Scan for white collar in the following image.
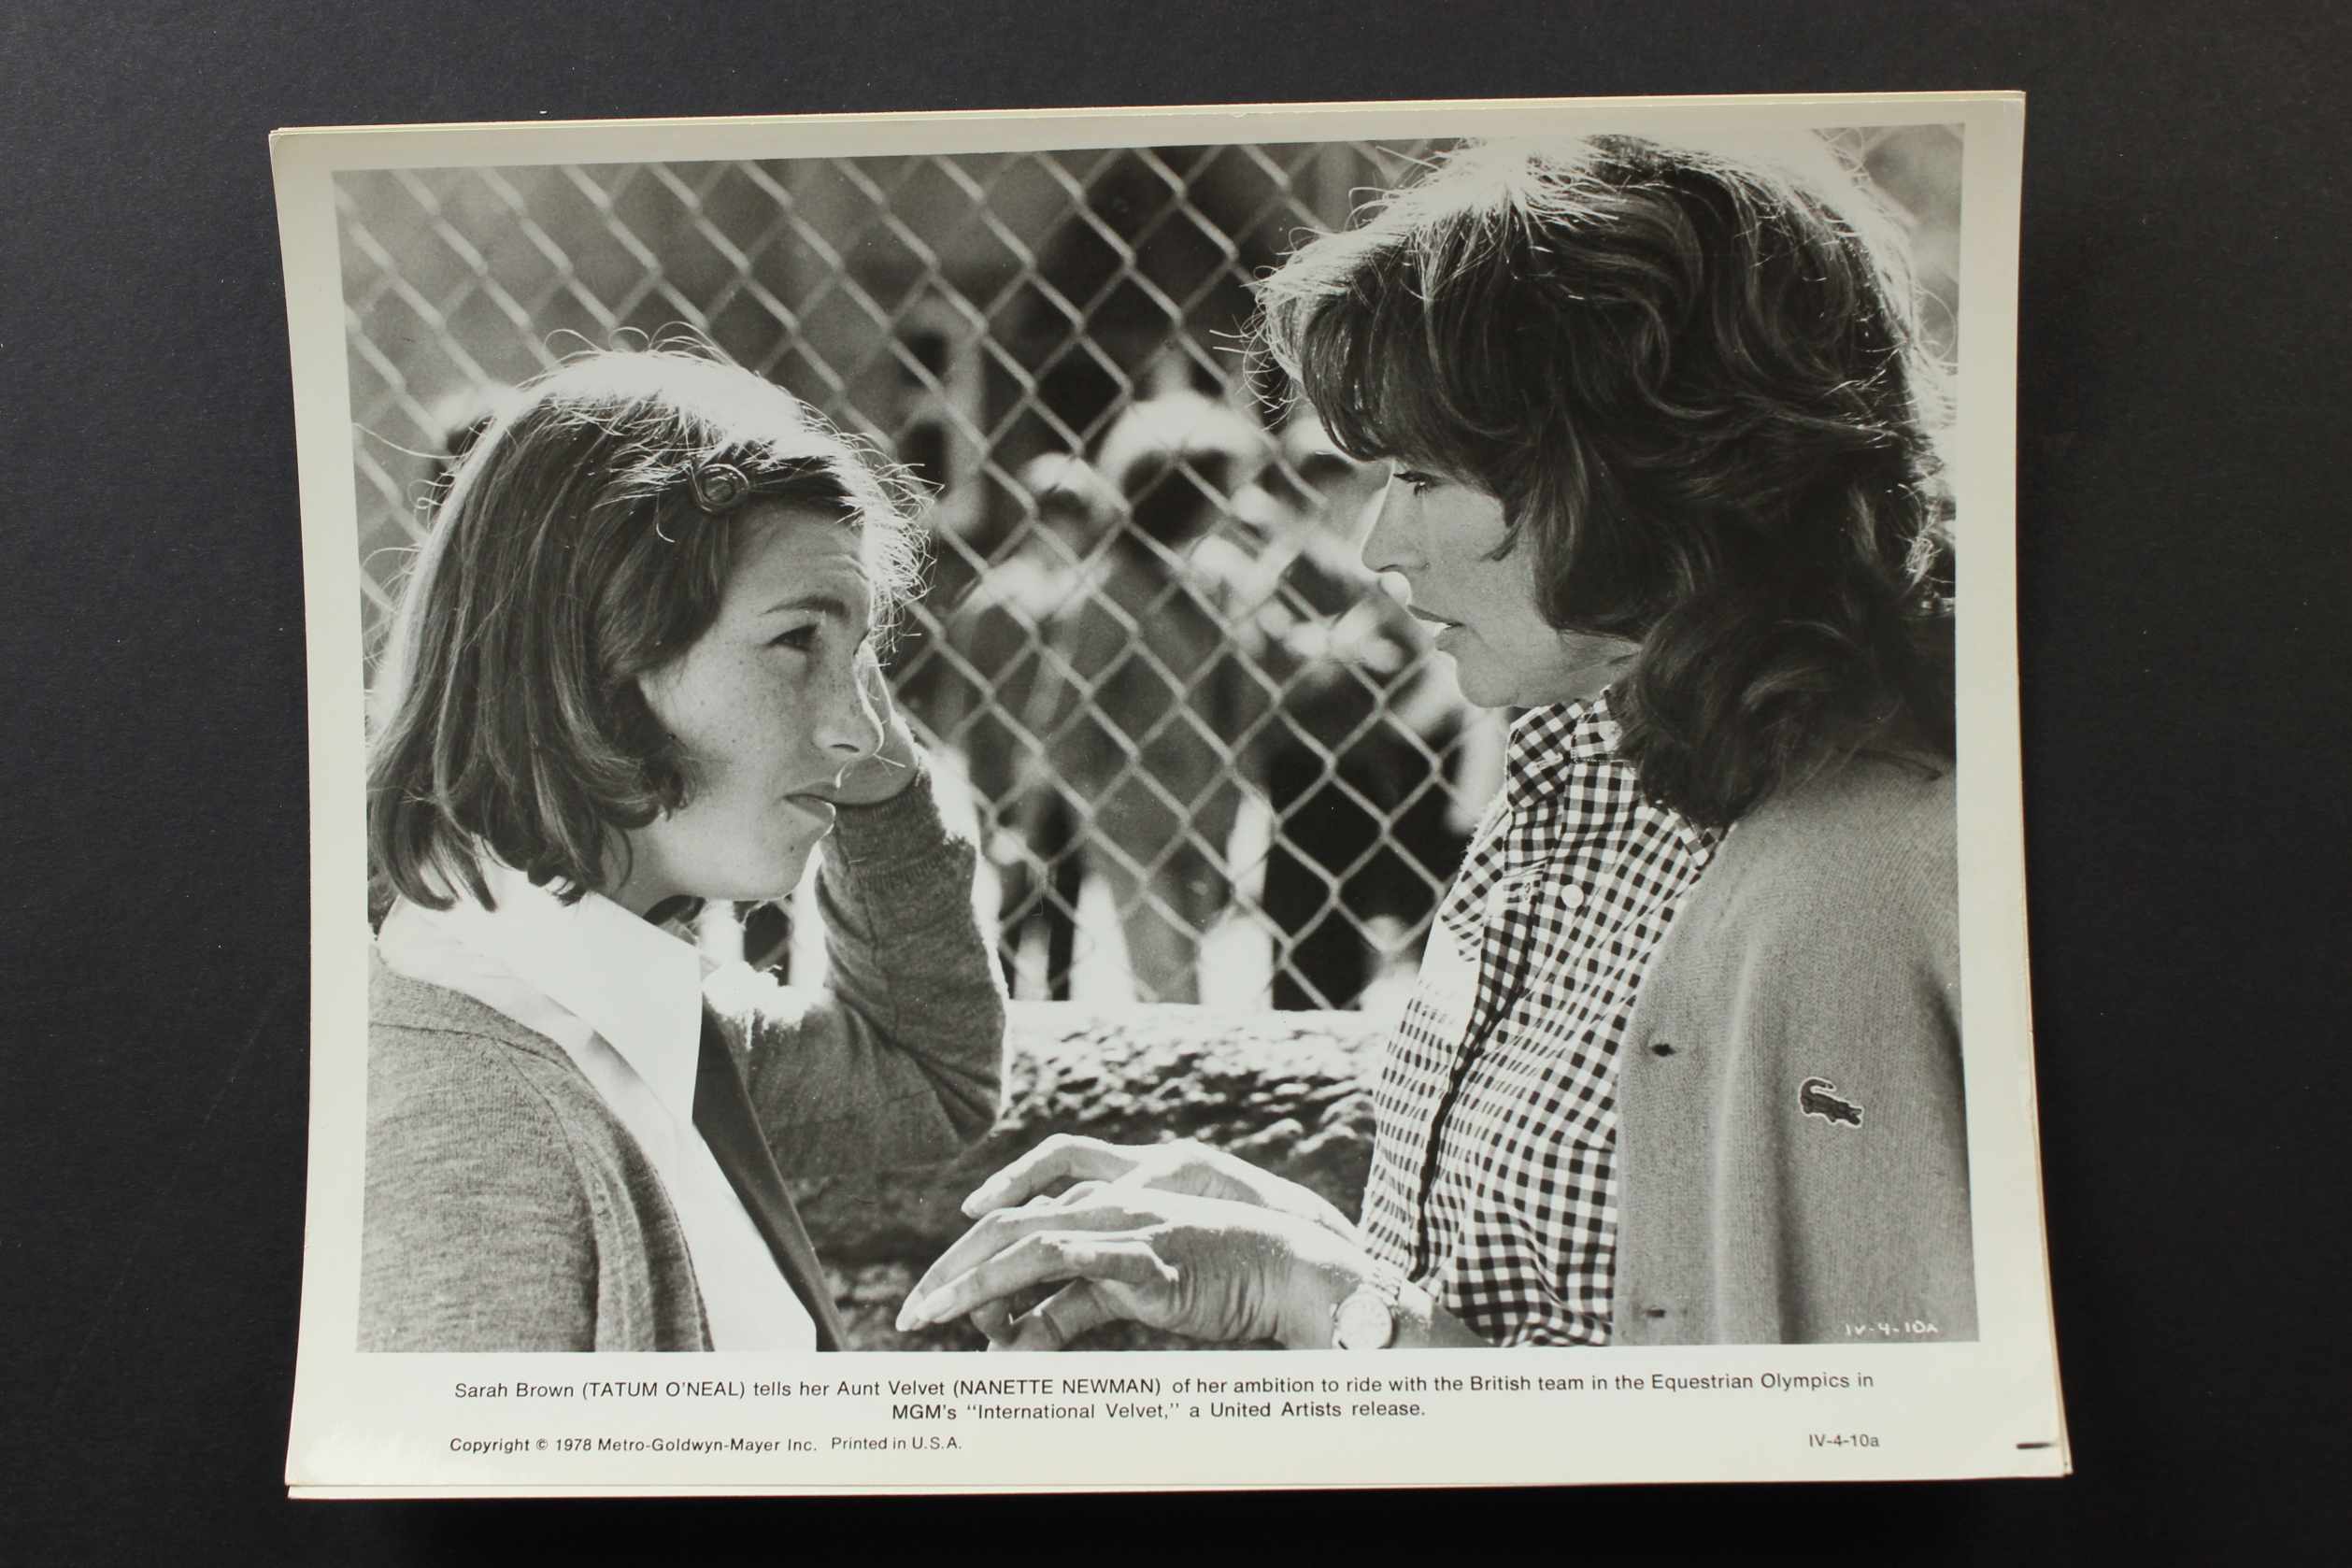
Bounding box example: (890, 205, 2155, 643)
(404, 861, 706, 1124)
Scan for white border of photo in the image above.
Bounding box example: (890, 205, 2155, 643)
(273, 92, 2058, 1496)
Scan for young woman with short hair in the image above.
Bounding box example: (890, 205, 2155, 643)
(365, 348, 1004, 1352)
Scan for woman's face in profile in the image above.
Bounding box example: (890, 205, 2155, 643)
(615, 504, 885, 913)
(1361, 468, 1637, 709)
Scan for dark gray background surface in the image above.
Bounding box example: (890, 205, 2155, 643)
(1, 2, 2344, 1561)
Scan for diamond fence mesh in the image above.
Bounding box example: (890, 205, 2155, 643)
(338, 131, 1960, 1011)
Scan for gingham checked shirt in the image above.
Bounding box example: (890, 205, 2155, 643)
(1359, 693, 1720, 1345)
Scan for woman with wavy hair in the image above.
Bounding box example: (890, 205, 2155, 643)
(364, 347, 1004, 1351)
(901, 135, 1970, 1349)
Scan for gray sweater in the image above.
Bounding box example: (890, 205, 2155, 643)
(1612, 755, 1975, 1345)
(360, 780, 1005, 1352)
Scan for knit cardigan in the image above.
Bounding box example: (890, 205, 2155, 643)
(1611, 754, 1975, 1346)
(359, 780, 1006, 1352)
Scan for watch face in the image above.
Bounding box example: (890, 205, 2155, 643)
(1334, 1286, 1394, 1350)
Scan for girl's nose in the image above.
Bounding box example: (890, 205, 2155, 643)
(810, 650, 886, 766)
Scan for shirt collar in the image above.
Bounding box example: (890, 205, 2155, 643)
(408, 860, 707, 1124)
(1503, 690, 1626, 805)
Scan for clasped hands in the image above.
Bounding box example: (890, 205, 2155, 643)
(894, 1135, 1381, 1351)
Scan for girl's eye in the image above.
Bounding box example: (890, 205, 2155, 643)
(770, 624, 820, 653)
(1391, 468, 1439, 494)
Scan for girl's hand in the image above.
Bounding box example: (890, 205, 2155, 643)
(961, 1133, 1366, 1247)
(896, 1184, 1373, 1351)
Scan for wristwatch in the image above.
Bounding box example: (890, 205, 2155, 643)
(1331, 1265, 1429, 1349)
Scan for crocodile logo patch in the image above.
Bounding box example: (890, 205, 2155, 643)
(1799, 1077, 1863, 1127)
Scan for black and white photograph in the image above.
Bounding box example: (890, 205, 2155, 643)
(275, 93, 2056, 1492)
(22, 0, 2352, 1550)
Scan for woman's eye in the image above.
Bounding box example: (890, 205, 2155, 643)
(1391, 468, 1438, 494)
(770, 624, 820, 653)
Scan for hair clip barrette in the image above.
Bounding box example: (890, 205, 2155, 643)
(689, 461, 752, 513)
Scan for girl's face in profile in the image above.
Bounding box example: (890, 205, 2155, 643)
(1361, 467, 1637, 709)
(614, 504, 885, 913)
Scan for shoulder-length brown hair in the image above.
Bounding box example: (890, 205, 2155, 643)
(368, 346, 925, 913)
(1258, 135, 1954, 829)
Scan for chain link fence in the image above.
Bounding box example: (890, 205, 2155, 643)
(338, 130, 1960, 1011)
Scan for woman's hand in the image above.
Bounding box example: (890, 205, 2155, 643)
(960, 1134, 1366, 1247)
(896, 1182, 1374, 1351)
(824, 646, 921, 806)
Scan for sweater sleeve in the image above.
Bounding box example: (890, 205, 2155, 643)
(726, 764, 1007, 1176)
(361, 1028, 600, 1352)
